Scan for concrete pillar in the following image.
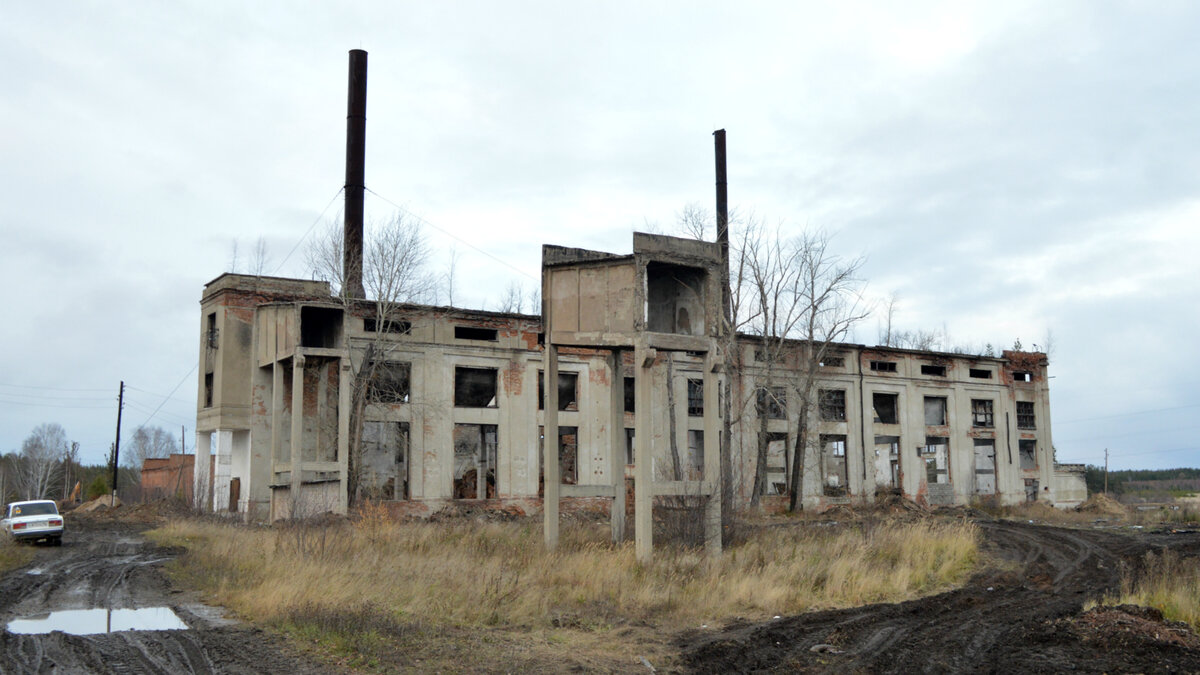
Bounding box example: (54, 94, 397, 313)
(193, 430, 212, 511)
(271, 361, 282, 465)
(703, 358, 722, 555)
(543, 344, 560, 550)
(608, 350, 626, 543)
(290, 354, 305, 516)
(338, 356, 351, 514)
(635, 347, 655, 562)
(213, 429, 234, 512)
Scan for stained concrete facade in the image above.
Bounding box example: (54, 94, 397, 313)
(195, 272, 1071, 521)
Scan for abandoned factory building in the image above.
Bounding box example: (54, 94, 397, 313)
(194, 238, 1078, 522)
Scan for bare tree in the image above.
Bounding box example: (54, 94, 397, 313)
(123, 426, 177, 470)
(228, 239, 241, 274)
(19, 423, 68, 500)
(250, 236, 270, 277)
(62, 441, 80, 501)
(676, 202, 711, 240)
(443, 246, 460, 308)
(496, 280, 529, 314)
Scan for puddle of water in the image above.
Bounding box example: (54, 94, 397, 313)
(25, 569, 43, 576)
(6, 607, 189, 635)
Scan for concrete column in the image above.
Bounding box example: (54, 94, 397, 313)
(290, 354, 305, 515)
(543, 344, 560, 549)
(703, 359, 722, 555)
(214, 430, 234, 512)
(608, 350, 626, 543)
(338, 356, 351, 514)
(193, 430, 212, 511)
(635, 347, 655, 562)
(271, 361, 282, 465)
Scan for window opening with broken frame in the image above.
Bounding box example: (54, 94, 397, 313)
(1019, 439, 1037, 470)
(870, 360, 897, 373)
(819, 389, 846, 421)
(971, 399, 994, 427)
(366, 361, 411, 403)
(687, 378, 703, 416)
(538, 371, 578, 411)
(1016, 401, 1036, 429)
(453, 423, 498, 498)
(923, 396, 947, 426)
(821, 356, 844, 368)
(454, 367, 499, 407)
(538, 425, 578, 491)
(873, 392, 899, 424)
(821, 434, 848, 496)
(920, 364, 946, 377)
(923, 436, 950, 484)
(1013, 371, 1032, 382)
(757, 386, 787, 419)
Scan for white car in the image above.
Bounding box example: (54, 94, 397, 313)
(2, 500, 64, 545)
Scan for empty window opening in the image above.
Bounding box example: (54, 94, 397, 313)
(819, 389, 846, 421)
(1016, 401, 1036, 429)
(920, 364, 946, 377)
(764, 432, 789, 495)
(624, 377, 635, 413)
(453, 423, 498, 499)
(757, 386, 787, 420)
(538, 371, 578, 411)
(538, 426, 578, 492)
(645, 261, 707, 336)
(455, 326, 498, 341)
(971, 399, 994, 428)
(536, 332, 545, 345)
(300, 306, 344, 348)
(1024, 478, 1039, 503)
(206, 312, 218, 349)
(625, 428, 635, 465)
(454, 367, 498, 407)
(873, 393, 899, 424)
(1013, 371, 1032, 382)
(687, 378, 703, 416)
(874, 435, 900, 489)
(870, 361, 897, 373)
(1019, 439, 1037, 471)
(924, 396, 948, 426)
(973, 439, 996, 495)
(969, 368, 992, 379)
(687, 430, 704, 479)
(204, 373, 213, 408)
(821, 434, 848, 496)
(362, 421, 410, 500)
(821, 356, 845, 368)
(922, 437, 950, 485)
(753, 348, 766, 362)
(367, 361, 411, 404)
(364, 318, 411, 334)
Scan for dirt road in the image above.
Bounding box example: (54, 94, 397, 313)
(0, 518, 330, 674)
(682, 520, 1200, 673)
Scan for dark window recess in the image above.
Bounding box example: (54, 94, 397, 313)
(300, 306, 344, 348)
(624, 377, 635, 413)
(924, 396, 947, 426)
(687, 379, 703, 416)
(625, 428, 635, 464)
(754, 348, 767, 362)
(873, 393, 899, 424)
(819, 389, 846, 421)
(971, 399, 994, 427)
(820, 356, 845, 368)
(1013, 371, 1032, 382)
(1017, 401, 1036, 429)
(757, 386, 787, 419)
(367, 361, 411, 403)
(536, 332, 545, 345)
(645, 261, 707, 336)
(455, 326, 498, 341)
(206, 312, 218, 349)
(969, 368, 992, 379)
(204, 373, 213, 408)
(920, 364, 946, 377)
(454, 367, 498, 407)
(1019, 439, 1037, 470)
(364, 318, 411, 334)
(870, 361, 897, 373)
(538, 371, 578, 411)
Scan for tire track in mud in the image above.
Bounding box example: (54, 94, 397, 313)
(0, 520, 331, 675)
(681, 520, 1200, 674)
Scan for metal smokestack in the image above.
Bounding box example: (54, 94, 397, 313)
(343, 49, 367, 299)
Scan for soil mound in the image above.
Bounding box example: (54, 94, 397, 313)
(74, 495, 122, 513)
(1075, 493, 1127, 516)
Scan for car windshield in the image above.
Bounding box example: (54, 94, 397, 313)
(10, 503, 58, 517)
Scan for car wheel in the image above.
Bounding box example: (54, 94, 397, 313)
(52, 536, 62, 547)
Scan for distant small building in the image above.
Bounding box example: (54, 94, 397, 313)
(141, 453, 209, 504)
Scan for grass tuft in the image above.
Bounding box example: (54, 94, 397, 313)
(1093, 550, 1200, 630)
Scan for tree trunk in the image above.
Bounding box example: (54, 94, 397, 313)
(788, 399, 809, 512)
(750, 390, 768, 507)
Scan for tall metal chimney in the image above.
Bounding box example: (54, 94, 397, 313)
(343, 49, 368, 299)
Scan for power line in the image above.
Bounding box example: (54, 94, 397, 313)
(273, 187, 345, 274)
(0, 383, 112, 393)
(122, 365, 198, 444)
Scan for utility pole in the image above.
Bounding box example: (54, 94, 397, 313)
(181, 426, 186, 454)
(1104, 448, 1109, 495)
(111, 381, 124, 506)
(714, 129, 734, 530)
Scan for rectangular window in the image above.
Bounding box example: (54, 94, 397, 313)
(538, 371, 578, 411)
(969, 368, 992, 379)
(757, 386, 787, 419)
(454, 326, 498, 341)
(453, 423, 498, 498)
(872, 392, 899, 424)
(539, 426, 578, 487)
(204, 373, 213, 408)
(923, 396, 947, 426)
(923, 436, 950, 484)
(367, 361, 411, 403)
(971, 399, 994, 428)
(1019, 439, 1037, 470)
(821, 434, 848, 496)
(454, 367, 498, 407)
(1016, 401, 1036, 429)
(364, 318, 411, 334)
(206, 312, 218, 348)
(687, 378, 703, 417)
(920, 364, 946, 377)
(624, 377, 635, 413)
(819, 389, 846, 421)
(362, 421, 410, 499)
(870, 360, 897, 373)
(687, 430, 704, 476)
(821, 356, 845, 368)
(1013, 371, 1032, 382)
(625, 428, 635, 465)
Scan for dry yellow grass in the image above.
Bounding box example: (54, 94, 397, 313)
(1093, 550, 1200, 630)
(150, 512, 977, 631)
(0, 537, 34, 574)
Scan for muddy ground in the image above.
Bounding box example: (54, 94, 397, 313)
(682, 520, 1200, 673)
(0, 517, 331, 675)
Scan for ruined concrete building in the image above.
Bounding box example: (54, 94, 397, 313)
(193, 234, 1083, 522)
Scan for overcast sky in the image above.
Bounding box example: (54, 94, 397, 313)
(2, 1, 1197, 471)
